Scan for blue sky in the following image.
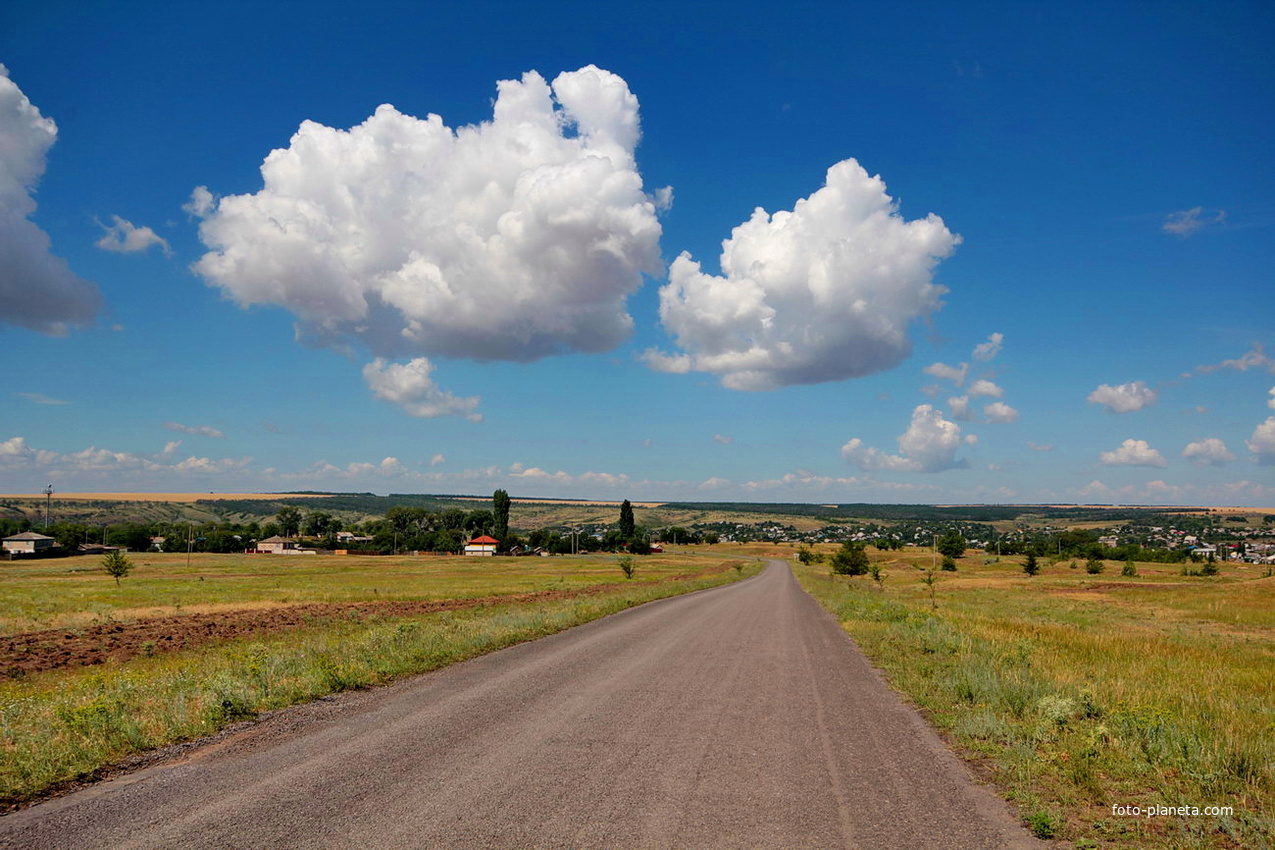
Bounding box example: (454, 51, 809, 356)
(2, 0, 1273, 506)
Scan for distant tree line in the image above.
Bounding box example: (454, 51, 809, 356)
(1, 492, 722, 557)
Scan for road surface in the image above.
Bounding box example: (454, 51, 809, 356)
(0, 561, 1042, 849)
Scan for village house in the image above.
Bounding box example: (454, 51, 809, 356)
(251, 536, 317, 555)
(2, 532, 57, 556)
(464, 535, 499, 556)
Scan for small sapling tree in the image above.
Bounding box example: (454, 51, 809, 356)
(920, 567, 940, 609)
(102, 550, 133, 585)
(618, 555, 636, 580)
(1085, 558, 1105, 575)
(941, 555, 957, 572)
(869, 563, 886, 589)
(1121, 559, 1137, 577)
(1023, 551, 1039, 576)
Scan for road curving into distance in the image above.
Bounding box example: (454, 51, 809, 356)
(0, 561, 1043, 849)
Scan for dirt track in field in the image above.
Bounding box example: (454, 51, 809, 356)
(0, 571, 719, 679)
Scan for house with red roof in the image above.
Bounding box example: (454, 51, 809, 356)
(464, 535, 499, 556)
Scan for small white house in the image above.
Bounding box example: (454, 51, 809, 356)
(3, 532, 57, 555)
(464, 535, 499, 556)
(252, 536, 316, 555)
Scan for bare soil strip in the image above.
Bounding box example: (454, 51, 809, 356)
(0, 571, 717, 679)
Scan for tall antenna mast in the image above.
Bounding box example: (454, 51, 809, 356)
(43, 484, 54, 529)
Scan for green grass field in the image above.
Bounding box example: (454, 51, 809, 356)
(0, 549, 736, 634)
(793, 546, 1274, 849)
(0, 549, 758, 808)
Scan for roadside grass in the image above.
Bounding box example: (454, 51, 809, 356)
(792, 551, 1274, 850)
(0, 551, 730, 634)
(0, 553, 760, 808)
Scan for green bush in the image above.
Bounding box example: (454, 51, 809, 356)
(830, 542, 869, 576)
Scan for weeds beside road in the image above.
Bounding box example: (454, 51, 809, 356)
(793, 549, 1274, 849)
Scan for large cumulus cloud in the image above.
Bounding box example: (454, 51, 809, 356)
(0, 65, 102, 334)
(644, 159, 959, 390)
(842, 404, 970, 473)
(191, 66, 665, 363)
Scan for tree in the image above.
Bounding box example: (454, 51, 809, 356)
(618, 555, 636, 579)
(1023, 551, 1039, 576)
(493, 489, 511, 541)
(618, 499, 635, 539)
(936, 530, 966, 560)
(463, 510, 494, 536)
(276, 506, 302, 537)
(1085, 558, 1105, 575)
(303, 511, 337, 538)
(103, 550, 133, 585)
(830, 542, 869, 576)
(941, 555, 957, 572)
(797, 545, 822, 565)
(440, 508, 466, 530)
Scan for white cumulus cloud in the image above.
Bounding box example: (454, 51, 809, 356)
(646, 158, 960, 390)
(1248, 416, 1275, 465)
(192, 66, 664, 364)
(1182, 437, 1235, 466)
(842, 404, 968, 473)
(923, 361, 968, 386)
(1099, 439, 1167, 467)
(96, 215, 170, 255)
(164, 421, 225, 438)
(967, 379, 1003, 398)
(971, 332, 1003, 362)
(362, 357, 482, 421)
(1087, 381, 1157, 413)
(948, 395, 972, 421)
(0, 65, 102, 334)
(983, 401, 1019, 423)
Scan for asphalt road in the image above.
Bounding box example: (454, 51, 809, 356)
(0, 561, 1044, 849)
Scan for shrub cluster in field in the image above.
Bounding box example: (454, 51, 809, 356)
(796, 566, 1273, 848)
(0, 563, 760, 807)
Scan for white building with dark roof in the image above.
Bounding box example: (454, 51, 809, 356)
(3, 532, 57, 555)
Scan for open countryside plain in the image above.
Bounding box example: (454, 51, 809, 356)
(0, 561, 1045, 849)
(0, 548, 756, 808)
(1, 515, 1272, 848)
